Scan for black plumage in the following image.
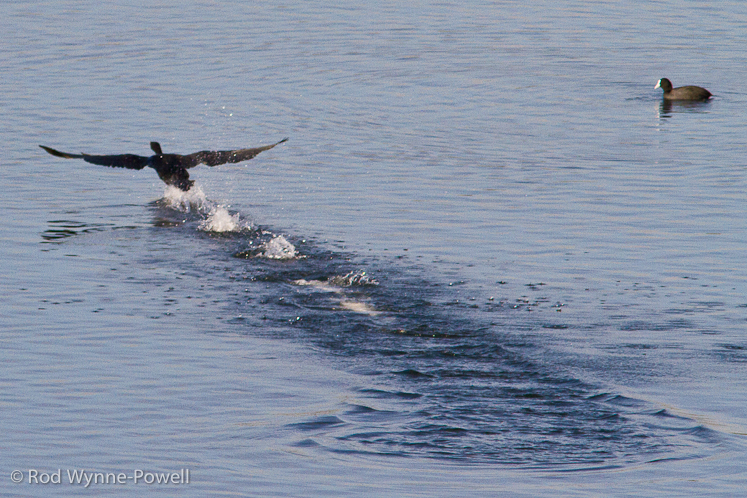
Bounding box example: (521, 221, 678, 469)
(40, 138, 288, 191)
(655, 78, 712, 101)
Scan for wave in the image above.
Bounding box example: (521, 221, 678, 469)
(41, 183, 720, 468)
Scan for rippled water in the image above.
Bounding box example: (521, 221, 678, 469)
(2, 0, 747, 496)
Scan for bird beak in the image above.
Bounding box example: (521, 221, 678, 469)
(654, 80, 661, 89)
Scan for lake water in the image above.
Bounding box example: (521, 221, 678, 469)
(2, 0, 747, 496)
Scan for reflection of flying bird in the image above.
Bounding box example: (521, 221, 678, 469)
(39, 138, 289, 191)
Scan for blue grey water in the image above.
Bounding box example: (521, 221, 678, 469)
(2, 0, 747, 496)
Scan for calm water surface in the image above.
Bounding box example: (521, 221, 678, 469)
(2, 1, 747, 496)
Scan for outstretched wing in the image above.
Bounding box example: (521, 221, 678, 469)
(180, 138, 288, 169)
(80, 153, 149, 170)
(39, 145, 149, 170)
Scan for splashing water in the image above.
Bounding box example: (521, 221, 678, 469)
(258, 235, 298, 260)
(294, 271, 378, 290)
(162, 185, 209, 213)
(160, 185, 298, 257)
(292, 271, 380, 315)
(329, 270, 379, 287)
(198, 208, 243, 233)
(161, 185, 249, 233)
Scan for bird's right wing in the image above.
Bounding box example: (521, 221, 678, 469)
(40, 145, 149, 170)
(180, 138, 289, 169)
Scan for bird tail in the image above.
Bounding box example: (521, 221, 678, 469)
(39, 145, 84, 159)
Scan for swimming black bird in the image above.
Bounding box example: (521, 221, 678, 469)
(39, 138, 288, 191)
(655, 78, 712, 101)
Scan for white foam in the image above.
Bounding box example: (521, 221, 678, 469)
(161, 185, 250, 233)
(293, 278, 339, 293)
(162, 185, 209, 213)
(198, 206, 243, 233)
(339, 299, 380, 316)
(292, 272, 380, 315)
(257, 235, 298, 260)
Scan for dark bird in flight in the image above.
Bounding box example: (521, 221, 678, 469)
(39, 138, 289, 191)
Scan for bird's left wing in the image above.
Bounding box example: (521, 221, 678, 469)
(180, 138, 288, 169)
(40, 146, 149, 170)
(79, 153, 149, 170)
